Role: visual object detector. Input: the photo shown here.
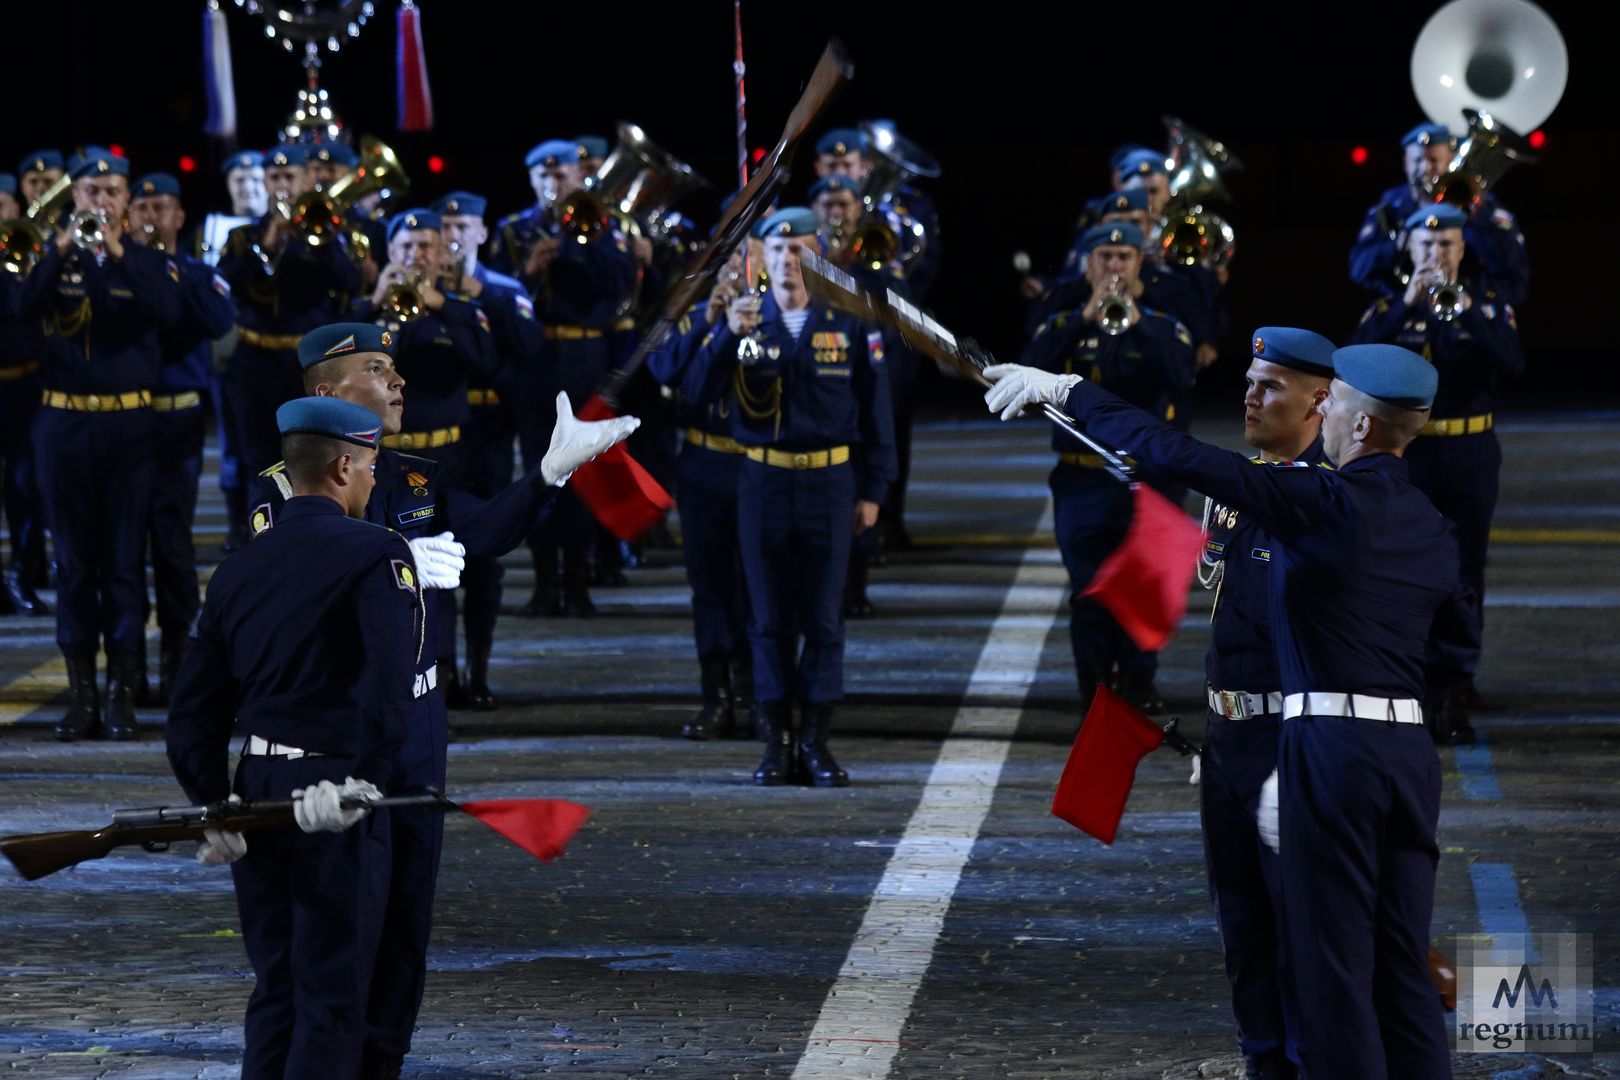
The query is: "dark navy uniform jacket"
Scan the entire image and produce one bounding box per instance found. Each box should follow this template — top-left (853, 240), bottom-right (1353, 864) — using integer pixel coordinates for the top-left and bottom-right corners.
top-left (17, 241), bottom-right (183, 391)
top-left (686, 294), bottom-right (899, 505)
top-left (1348, 283), bottom-right (1524, 418)
top-left (1349, 186), bottom-right (1528, 306)
top-left (1065, 380), bottom-right (1463, 699)
top-left (1204, 438), bottom-right (1327, 693)
top-left (647, 305), bottom-right (731, 437)
top-left (166, 496), bottom-right (422, 805)
top-left (351, 294), bottom-right (496, 434)
top-left (0, 271), bottom-right (45, 376)
top-left (218, 217), bottom-right (361, 335)
top-left (159, 253), bottom-right (237, 392)
top-left (469, 263), bottom-right (541, 402)
top-left (1020, 306), bottom-right (1196, 455)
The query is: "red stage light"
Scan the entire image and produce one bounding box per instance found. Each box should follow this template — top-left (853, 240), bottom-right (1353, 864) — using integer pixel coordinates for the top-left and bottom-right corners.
top-left (751, 147), bottom-right (767, 164)
top-left (109, 144), bottom-right (126, 158)
top-left (1351, 146), bottom-right (1369, 165)
top-left (1528, 130), bottom-right (1546, 149)
top-left (178, 155), bottom-right (197, 174)
top-left (427, 155), bottom-right (445, 173)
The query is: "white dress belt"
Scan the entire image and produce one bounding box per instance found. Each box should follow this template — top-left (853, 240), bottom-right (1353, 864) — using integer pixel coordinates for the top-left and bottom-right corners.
top-left (243, 735), bottom-right (327, 758)
top-left (1207, 688), bottom-right (1284, 720)
top-left (1282, 692), bottom-right (1424, 725)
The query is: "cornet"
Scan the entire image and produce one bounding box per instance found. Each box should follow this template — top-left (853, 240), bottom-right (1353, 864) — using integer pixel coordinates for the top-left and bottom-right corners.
top-left (70, 209), bottom-right (110, 253)
top-left (1096, 275), bottom-right (1137, 336)
top-left (1428, 276), bottom-right (1468, 322)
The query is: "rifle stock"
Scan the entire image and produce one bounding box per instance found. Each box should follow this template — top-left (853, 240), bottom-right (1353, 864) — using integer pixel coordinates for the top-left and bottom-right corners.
top-left (1, 792), bottom-right (452, 882)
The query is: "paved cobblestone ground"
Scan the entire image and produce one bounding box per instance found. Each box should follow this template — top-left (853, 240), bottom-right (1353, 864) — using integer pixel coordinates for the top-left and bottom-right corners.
top-left (1, 411), bottom-right (1618, 1077)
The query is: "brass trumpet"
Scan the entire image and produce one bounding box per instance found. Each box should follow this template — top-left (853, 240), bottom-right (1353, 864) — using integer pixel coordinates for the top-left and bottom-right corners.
top-left (70, 209), bottom-right (110, 253)
top-left (379, 267), bottom-right (433, 325)
top-left (1428, 276), bottom-right (1468, 321)
top-left (1096, 274), bottom-right (1137, 336)
top-left (0, 174), bottom-right (76, 275)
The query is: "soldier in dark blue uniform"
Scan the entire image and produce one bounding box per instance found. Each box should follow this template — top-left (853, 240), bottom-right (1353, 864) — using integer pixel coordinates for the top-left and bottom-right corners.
top-left (16, 149), bottom-right (65, 206)
top-left (647, 255), bottom-right (755, 739)
top-left (166, 395), bottom-right (414, 1080)
top-left (1113, 147), bottom-right (1171, 215)
top-left (0, 194), bottom-right (50, 617)
top-left (18, 149), bottom-right (182, 742)
top-left (489, 139), bottom-right (638, 617)
top-left (434, 191), bottom-right (542, 707)
top-left (1018, 222), bottom-right (1195, 714)
top-left (1196, 328), bottom-right (1336, 1080)
top-left (1349, 122), bottom-right (1528, 305)
top-left (576, 134), bottom-right (609, 177)
top-left (985, 343), bottom-right (1467, 1080)
top-left (685, 208), bottom-right (897, 786)
top-left (1350, 203), bottom-right (1524, 740)
top-left (127, 173), bottom-right (237, 703)
top-left (218, 143), bottom-right (361, 483)
top-left (251, 323), bottom-right (637, 1079)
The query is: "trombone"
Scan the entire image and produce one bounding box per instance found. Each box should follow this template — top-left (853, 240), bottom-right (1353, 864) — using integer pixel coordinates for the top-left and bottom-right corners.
top-left (0, 174), bottom-right (76, 275)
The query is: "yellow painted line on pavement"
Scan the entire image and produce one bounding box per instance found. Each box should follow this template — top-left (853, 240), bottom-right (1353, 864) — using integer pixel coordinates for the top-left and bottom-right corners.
top-left (0, 654), bottom-right (66, 726)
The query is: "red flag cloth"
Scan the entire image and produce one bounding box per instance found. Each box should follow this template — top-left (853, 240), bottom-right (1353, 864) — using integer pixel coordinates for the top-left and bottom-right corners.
top-left (395, 2), bottom-right (434, 132)
top-left (1080, 482), bottom-right (1204, 651)
top-left (459, 799), bottom-right (591, 862)
top-left (571, 395), bottom-right (675, 540)
top-left (1050, 685), bottom-right (1164, 845)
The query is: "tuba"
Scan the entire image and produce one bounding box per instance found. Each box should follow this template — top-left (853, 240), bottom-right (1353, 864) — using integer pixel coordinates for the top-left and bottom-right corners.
top-left (583, 121), bottom-right (710, 244)
top-left (858, 120), bottom-right (940, 269)
top-left (1410, 0), bottom-right (1566, 210)
top-left (0, 174), bottom-right (76, 275)
top-left (1159, 116), bottom-right (1239, 269)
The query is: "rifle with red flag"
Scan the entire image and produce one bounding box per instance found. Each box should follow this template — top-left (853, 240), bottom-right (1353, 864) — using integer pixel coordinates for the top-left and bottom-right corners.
top-left (571, 40), bottom-right (854, 540)
top-left (0, 790), bottom-right (590, 881)
top-left (1047, 686), bottom-right (1198, 844)
top-left (798, 250), bottom-right (1204, 649)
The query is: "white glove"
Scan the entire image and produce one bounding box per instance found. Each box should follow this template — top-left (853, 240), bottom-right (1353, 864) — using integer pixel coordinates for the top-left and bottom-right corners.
top-left (1188, 753), bottom-right (1202, 786)
top-left (982, 363), bottom-right (1083, 421)
top-left (292, 777), bottom-right (380, 834)
top-left (540, 391), bottom-right (642, 487)
top-left (1258, 769), bottom-right (1280, 853)
top-left (407, 532), bottom-right (466, 590)
top-left (197, 827), bottom-right (248, 867)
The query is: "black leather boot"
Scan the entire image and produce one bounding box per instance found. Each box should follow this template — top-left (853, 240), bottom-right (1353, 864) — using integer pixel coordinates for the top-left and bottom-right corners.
top-left (55, 654), bottom-right (101, 742)
top-left (728, 653), bottom-right (755, 738)
top-left (681, 659), bottom-right (735, 740)
top-left (752, 701), bottom-right (794, 786)
top-left (103, 652), bottom-right (142, 741)
top-left (355, 1046), bottom-right (404, 1080)
top-left (797, 702), bottom-right (850, 787)
top-left (157, 635), bottom-right (188, 708)
top-left (519, 548), bottom-right (561, 617)
top-left (4, 566), bottom-right (48, 617)
top-left (465, 640), bottom-right (497, 710)
top-left (1116, 669), bottom-right (1165, 713)
top-left (562, 545), bottom-right (596, 617)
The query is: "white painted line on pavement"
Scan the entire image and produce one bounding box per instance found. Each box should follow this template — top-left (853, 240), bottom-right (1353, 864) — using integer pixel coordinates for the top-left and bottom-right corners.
top-left (792, 503), bottom-right (1062, 1079)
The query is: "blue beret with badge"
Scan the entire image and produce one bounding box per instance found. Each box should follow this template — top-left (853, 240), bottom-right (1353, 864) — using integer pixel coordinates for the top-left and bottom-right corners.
top-left (297, 322), bottom-right (397, 370)
top-left (1403, 203), bottom-right (1468, 231)
top-left (1077, 222), bottom-right (1144, 254)
top-left (1250, 327), bottom-right (1337, 379)
top-left (18, 149), bottom-right (64, 176)
top-left (312, 142), bottom-right (358, 167)
top-left (575, 135), bottom-right (609, 160)
top-left (70, 149), bottom-right (129, 180)
top-left (430, 191), bottom-right (487, 218)
top-left (387, 208), bottom-right (441, 241)
top-left (525, 139), bottom-right (581, 169)
top-left (1114, 149), bottom-right (1168, 178)
top-left (1108, 144), bottom-right (1156, 173)
top-left (815, 128), bottom-right (867, 157)
top-left (1402, 122), bottom-right (1454, 148)
top-left (808, 174), bottom-right (860, 200)
top-left (265, 144), bottom-right (310, 168)
top-left (221, 150), bottom-right (263, 175)
top-left (1331, 344), bottom-right (1438, 409)
top-left (276, 396), bottom-right (384, 448)
top-left (132, 172), bottom-right (180, 199)
top-left (1099, 188), bottom-right (1150, 214)
top-left (0, 174), bottom-right (14, 196)
top-left (758, 207), bottom-right (820, 238)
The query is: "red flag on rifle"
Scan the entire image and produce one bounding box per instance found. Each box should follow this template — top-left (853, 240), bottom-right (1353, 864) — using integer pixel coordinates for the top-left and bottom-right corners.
top-left (459, 799), bottom-right (592, 862)
top-left (1080, 483), bottom-right (1204, 652)
top-left (571, 396), bottom-right (674, 540)
top-left (1050, 685), bottom-right (1164, 845)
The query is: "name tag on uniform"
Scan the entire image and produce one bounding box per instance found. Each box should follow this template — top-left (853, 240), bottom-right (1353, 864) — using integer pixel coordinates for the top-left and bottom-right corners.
top-left (1251, 547), bottom-right (1272, 562)
top-left (397, 504), bottom-right (437, 526)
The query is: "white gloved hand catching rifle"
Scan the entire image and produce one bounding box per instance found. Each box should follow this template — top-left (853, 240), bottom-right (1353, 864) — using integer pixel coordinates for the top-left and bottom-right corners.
top-left (407, 532), bottom-right (466, 590)
top-left (982, 363), bottom-right (1084, 421)
top-left (292, 777), bottom-right (382, 834)
top-left (541, 391), bottom-right (641, 487)
top-left (196, 794), bottom-right (248, 867)
top-left (1258, 769), bottom-right (1280, 853)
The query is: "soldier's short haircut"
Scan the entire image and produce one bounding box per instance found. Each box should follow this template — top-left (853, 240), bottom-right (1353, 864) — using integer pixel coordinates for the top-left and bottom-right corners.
top-left (1338, 383), bottom-right (1429, 448)
top-left (281, 432), bottom-right (373, 488)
